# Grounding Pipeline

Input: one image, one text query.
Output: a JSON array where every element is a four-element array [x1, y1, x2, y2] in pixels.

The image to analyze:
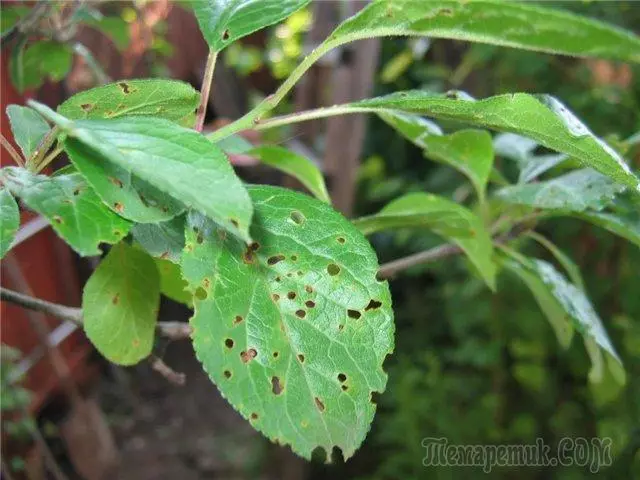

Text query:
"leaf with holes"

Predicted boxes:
[[0, 188, 19, 259], [58, 79, 200, 126], [83, 243, 160, 365], [1, 167, 131, 256], [133, 215, 186, 263], [353, 193, 496, 289], [181, 186, 394, 460], [31, 103, 252, 239], [495, 169, 625, 212], [190, 0, 310, 52], [249, 146, 330, 203], [6, 105, 50, 160], [324, 0, 640, 63]]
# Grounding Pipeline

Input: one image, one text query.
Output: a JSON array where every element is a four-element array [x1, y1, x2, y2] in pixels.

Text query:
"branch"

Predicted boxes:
[[149, 356, 186, 386], [1, 133, 25, 167], [194, 50, 218, 132], [1, 0, 50, 47], [0, 287, 192, 339]]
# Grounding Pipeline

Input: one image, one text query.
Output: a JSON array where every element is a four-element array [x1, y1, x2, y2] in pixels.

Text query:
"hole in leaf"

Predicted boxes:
[[275, 276, 281, 282], [311, 447, 327, 463], [229, 218, 239, 228], [234, 315, 243, 324], [297, 271, 303, 277], [273, 351, 279, 358], [365, 299, 382, 311], [347, 309, 361, 319], [249, 242, 260, 251], [271, 376, 283, 395], [327, 264, 340, 276], [287, 291, 296, 300], [297, 354, 305, 363], [295, 310, 306, 319], [241, 348, 257, 363], [73, 188, 82, 196], [195, 287, 207, 300], [250, 412, 258, 420], [53, 215, 63, 224], [337, 373, 347, 383], [305, 285, 313, 294], [224, 338, 234, 349], [341, 385, 348, 391], [290, 210, 305, 225], [112, 294, 120, 305], [314, 397, 325, 412], [196, 233, 204, 244], [267, 255, 285, 265], [222, 29, 230, 40], [305, 300, 315, 308], [337, 237, 346, 244], [272, 293, 280, 302], [338, 324, 344, 331], [291, 255, 298, 261], [223, 370, 232, 379]]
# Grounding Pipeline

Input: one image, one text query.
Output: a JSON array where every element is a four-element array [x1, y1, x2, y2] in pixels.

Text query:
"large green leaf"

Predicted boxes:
[[181, 186, 394, 460], [83, 243, 160, 365], [190, 0, 310, 52], [353, 192, 495, 289], [326, 0, 640, 63], [501, 251, 624, 384], [58, 79, 200, 126], [0, 188, 19, 259], [379, 112, 492, 201], [6, 105, 50, 160], [1, 167, 131, 256], [495, 169, 625, 212], [31, 103, 253, 240], [249, 146, 330, 203], [304, 91, 638, 190], [133, 215, 186, 264]]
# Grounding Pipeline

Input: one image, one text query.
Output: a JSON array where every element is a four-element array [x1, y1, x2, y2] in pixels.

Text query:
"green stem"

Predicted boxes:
[[36, 145, 63, 173], [195, 50, 218, 132], [0, 134, 24, 167], [255, 105, 375, 131]]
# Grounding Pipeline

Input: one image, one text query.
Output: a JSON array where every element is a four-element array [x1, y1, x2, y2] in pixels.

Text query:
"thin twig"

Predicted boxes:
[[36, 145, 63, 173], [194, 50, 218, 132], [72, 42, 111, 85], [1, 0, 50, 47], [0, 286, 193, 339], [149, 356, 186, 386], [1, 134, 24, 167]]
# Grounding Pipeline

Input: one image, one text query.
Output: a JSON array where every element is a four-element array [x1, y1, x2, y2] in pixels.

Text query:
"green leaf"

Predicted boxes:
[[1, 6, 31, 34], [353, 192, 496, 289], [345, 91, 639, 190], [494, 133, 566, 183], [526, 232, 584, 290], [86, 16, 130, 51], [155, 258, 193, 307], [181, 186, 394, 460], [216, 134, 253, 154], [1, 167, 131, 256], [575, 210, 640, 248], [31, 103, 253, 240], [326, 0, 640, 63], [495, 169, 625, 212], [0, 188, 20, 259], [82, 243, 160, 366], [6, 105, 50, 160], [501, 251, 623, 383], [10, 41, 73, 93], [133, 216, 186, 264], [58, 79, 200, 126], [249, 146, 330, 203], [190, 0, 311, 52]]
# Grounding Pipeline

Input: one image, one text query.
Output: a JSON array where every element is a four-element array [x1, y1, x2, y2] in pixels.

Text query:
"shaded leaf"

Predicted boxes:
[[133, 215, 186, 263], [155, 258, 193, 307], [58, 79, 200, 126], [31, 103, 253, 240], [575, 210, 640, 248], [526, 232, 584, 290], [1, 167, 131, 256], [216, 134, 253, 154], [495, 169, 625, 212], [0, 188, 19, 259], [353, 193, 496, 289], [86, 16, 130, 51], [1, 5, 30, 34], [10, 41, 73, 93], [181, 186, 394, 460], [6, 105, 50, 160], [83, 243, 160, 365], [494, 133, 567, 183], [249, 146, 330, 203], [191, 0, 310, 52]]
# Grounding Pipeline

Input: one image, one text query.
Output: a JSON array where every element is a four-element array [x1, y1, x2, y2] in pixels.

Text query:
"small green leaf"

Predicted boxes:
[[0, 188, 20, 259], [495, 169, 625, 212], [575, 210, 640, 248], [83, 243, 160, 366], [58, 79, 200, 126], [6, 105, 51, 160], [249, 146, 330, 203], [494, 133, 567, 183], [347, 92, 639, 190], [10, 41, 73, 93], [1, 167, 131, 256], [86, 16, 130, 51], [181, 186, 394, 460], [31, 103, 253, 240], [133, 215, 186, 264], [190, 0, 311, 52], [526, 232, 585, 290], [326, 0, 640, 63], [353, 193, 496, 289], [155, 258, 193, 307]]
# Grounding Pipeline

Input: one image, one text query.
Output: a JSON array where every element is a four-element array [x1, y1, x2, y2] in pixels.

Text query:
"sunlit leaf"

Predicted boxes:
[[182, 186, 394, 460]]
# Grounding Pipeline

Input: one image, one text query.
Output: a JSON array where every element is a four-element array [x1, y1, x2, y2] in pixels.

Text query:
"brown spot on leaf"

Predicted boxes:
[[338, 373, 347, 383], [196, 232, 204, 244], [52, 215, 63, 224], [305, 300, 315, 309], [224, 338, 234, 349], [295, 310, 306, 319], [132, 339, 140, 347], [113, 202, 124, 213], [234, 315, 243, 324], [365, 299, 382, 311], [242, 246, 255, 264], [291, 255, 298, 261], [267, 255, 285, 265], [222, 29, 230, 40], [241, 348, 257, 363], [272, 293, 280, 302], [305, 285, 313, 294], [290, 210, 305, 225], [341, 385, 348, 391], [80, 103, 93, 112], [249, 242, 260, 251], [73, 188, 83, 196], [194, 287, 207, 300], [159, 251, 170, 260], [223, 370, 232, 379], [271, 376, 283, 395], [108, 177, 123, 189], [297, 354, 305, 363], [202, 278, 211, 289], [314, 397, 325, 412], [118, 82, 132, 94], [273, 351, 279, 358], [347, 309, 361, 319], [287, 291, 296, 300], [337, 237, 346, 244], [327, 264, 340, 276], [217, 230, 227, 241], [250, 412, 258, 420], [112, 294, 120, 305], [229, 218, 239, 228], [338, 324, 344, 331]]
